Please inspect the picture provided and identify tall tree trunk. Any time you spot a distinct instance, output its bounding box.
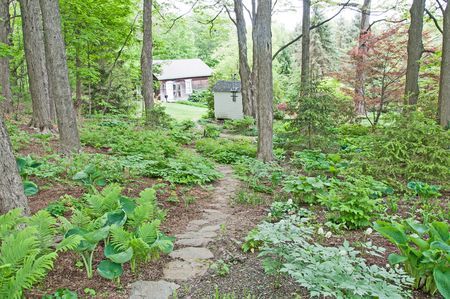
[405,0,426,105]
[255,0,273,162]
[301,0,311,88]
[354,0,371,115]
[0,116,29,215]
[75,49,82,111]
[251,0,258,118]
[438,2,450,128]
[234,0,253,116]
[39,0,81,153]
[141,0,154,120]
[0,0,13,114]
[19,0,52,132]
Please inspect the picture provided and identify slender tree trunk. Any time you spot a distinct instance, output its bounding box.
[0,0,13,115]
[141,0,154,120]
[301,0,311,88]
[355,0,371,115]
[75,48,82,111]
[438,3,450,128]
[19,0,52,132]
[255,0,273,162]
[405,0,426,105]
[39,0,81,153]
[0,116,29,215]
[234,0,253,116]
[251,0,258,119]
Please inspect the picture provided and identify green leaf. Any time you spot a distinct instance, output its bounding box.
[430,241,450,253]
[434,267,450,299]
[97,260,123,280]
[72,171,88,181]
[84,226,110,243]
[104,210,127,227]
[119,196,136,215]
[388,253,408,265]
[373,221,408,245]
[152,234,174,254]
[23,180,39,196]
[104,244,133,264]
[405,219,429,236]
[430,222,449,242]
[95,178,107,187]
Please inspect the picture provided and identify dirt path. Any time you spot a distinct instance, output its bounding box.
[129,165,240,299]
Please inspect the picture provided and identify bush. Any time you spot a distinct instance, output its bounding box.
[364,112,450,186]
[233,157,283,193]
[196,138,256,164]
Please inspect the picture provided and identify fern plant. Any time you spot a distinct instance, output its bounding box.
[0,209,81,299]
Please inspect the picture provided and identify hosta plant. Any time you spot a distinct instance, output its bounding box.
[374,219,450,298]
[283,176,330,204]
[16,156,40,196]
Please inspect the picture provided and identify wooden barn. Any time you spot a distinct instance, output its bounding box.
[154,59,213,102]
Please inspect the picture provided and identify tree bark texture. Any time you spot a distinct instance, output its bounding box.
[405,0,426,105]
[255,0,273,162]
[39,0,81,153]
[301,0,311,88]
[0,0,13,114]
[19,0,52,131]
[0,116,29,215]
[141,0,154,119]
[438,3,450,128]
[234,0,253,116]
[354,0,371,115]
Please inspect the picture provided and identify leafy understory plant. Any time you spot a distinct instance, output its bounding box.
[0,209,81,299]
[374,219,450,298]
[16,156,40,196]
[245,216,413,298]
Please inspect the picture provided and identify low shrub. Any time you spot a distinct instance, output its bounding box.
[223,116,256,136]
[196,138,256,164]
[233,157,283,193]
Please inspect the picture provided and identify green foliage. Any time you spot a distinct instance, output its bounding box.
[42,288,78,299]
[60,185,172,279]
[210,259,230,277]
[196,138,257,164]
[291,150,348,176]
[233,157,283,193]
[72,164,107,190]
[318,178,384,229]
[16,156,40,196]
[203,124,222,139]
[246,216,412,298]
[223,116,256,136]
[144,105,174,129]
[364,112,450,186]
[288,81,338,149]
[267,200,315,223]
[374,219,450,297]
[0,210,81,299]
[188,90,213,106]
[283,176,330,204]
[407,181,441,200]
[234,190,265,205]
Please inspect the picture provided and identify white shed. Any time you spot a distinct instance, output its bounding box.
[212,80,244,120]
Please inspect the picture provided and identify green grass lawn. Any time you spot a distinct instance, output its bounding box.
[162,102,207,122]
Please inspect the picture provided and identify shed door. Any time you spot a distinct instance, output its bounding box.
[165,81,174,101]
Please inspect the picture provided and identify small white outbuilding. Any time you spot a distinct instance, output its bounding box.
[212,80,244,120]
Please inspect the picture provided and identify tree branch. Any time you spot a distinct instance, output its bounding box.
[224,4,237,26]
[164,0,200,33]
[425,8,443,33]
[273,0,351,60]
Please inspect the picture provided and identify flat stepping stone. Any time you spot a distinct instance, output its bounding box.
[186,219,209,230]
[129,280,179,299]
[163,260,209,281]
[169,247,214,261]
[176,237,213,247]
[176,230,217,239]
[199,224,221,232]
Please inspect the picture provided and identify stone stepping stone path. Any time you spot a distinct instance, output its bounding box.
[129,165,238,298]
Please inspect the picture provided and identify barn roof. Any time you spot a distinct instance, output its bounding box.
[213,80,242,92]
[154,59,213,80]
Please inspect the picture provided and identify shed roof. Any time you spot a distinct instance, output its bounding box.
[213,80,242,92]
[154,59,213,80]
